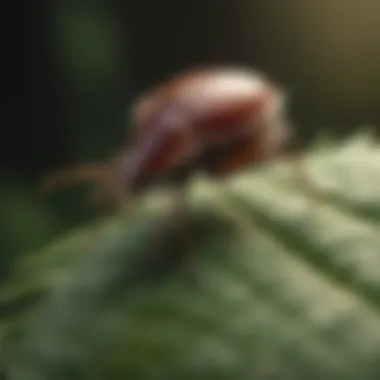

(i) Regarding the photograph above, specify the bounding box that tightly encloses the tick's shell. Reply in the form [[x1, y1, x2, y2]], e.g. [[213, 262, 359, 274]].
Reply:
[[122, 67, 290, 192]]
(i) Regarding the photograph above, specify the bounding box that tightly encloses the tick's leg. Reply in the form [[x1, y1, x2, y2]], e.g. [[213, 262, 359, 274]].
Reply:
[[39, 162, 132, 215], [39, 162, 133, 253], [38, 163, 111, 195]]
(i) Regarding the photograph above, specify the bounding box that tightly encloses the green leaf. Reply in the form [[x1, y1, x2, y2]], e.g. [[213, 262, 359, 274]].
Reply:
[[1, 132, 380, 380]]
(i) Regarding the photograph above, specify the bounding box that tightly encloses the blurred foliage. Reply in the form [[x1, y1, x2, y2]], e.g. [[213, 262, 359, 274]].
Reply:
[[1, 132, 380, 379]]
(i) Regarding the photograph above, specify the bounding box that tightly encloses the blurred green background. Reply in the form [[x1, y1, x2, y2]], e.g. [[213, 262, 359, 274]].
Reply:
[[2, 0, 380, 282]]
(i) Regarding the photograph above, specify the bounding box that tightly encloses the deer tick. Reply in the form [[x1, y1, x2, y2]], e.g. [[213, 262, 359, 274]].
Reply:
[[40, 66, 292, 207]]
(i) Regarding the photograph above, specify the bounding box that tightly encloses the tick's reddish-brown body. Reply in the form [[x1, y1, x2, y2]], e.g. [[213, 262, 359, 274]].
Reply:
[[40, 66, 290, 203], [121, 67, 289, 193]]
